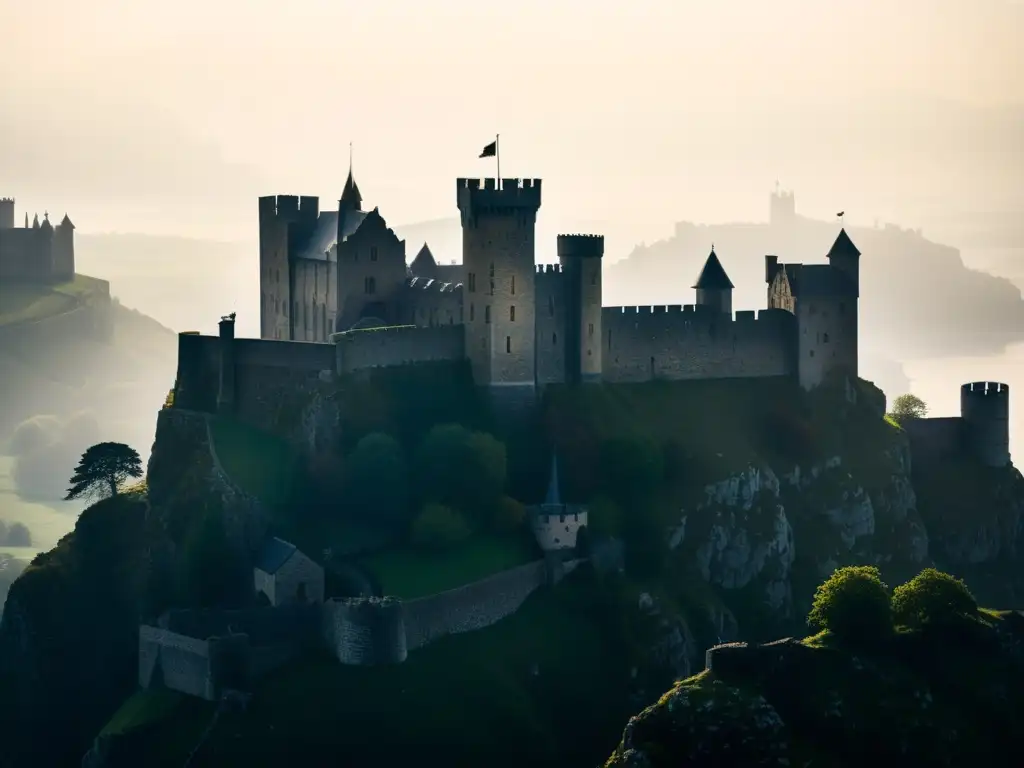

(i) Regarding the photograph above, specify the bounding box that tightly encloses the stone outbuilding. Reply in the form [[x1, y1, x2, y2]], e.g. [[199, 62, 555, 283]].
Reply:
[[254, 537, 325, 607]]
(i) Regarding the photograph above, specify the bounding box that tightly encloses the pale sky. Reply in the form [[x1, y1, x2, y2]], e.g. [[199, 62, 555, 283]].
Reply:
[[2, 0, 1022, 251]]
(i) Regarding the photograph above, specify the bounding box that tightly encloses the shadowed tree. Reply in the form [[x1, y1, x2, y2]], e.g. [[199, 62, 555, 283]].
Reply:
[[64, 442, 143, 501]]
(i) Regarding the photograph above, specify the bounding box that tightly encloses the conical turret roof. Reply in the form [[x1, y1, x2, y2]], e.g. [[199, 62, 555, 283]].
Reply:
[[827, 228, 861, 260], [410, 243, 437, 273], [693, 247, 734, 290], [543, 453, 562, 506], [340, 167, 362, 211]]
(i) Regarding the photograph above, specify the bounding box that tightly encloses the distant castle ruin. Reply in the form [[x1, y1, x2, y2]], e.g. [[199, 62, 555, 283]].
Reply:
[[0, 198, 75, 284]]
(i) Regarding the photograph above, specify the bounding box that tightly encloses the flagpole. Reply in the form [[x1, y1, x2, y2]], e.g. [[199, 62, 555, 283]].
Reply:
[[496, 134, 500, 190]]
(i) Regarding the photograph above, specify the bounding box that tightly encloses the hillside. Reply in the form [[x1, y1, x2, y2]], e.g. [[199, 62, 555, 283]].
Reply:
[[606, 577, 1024, 767], [2, 366, 1022, 766]]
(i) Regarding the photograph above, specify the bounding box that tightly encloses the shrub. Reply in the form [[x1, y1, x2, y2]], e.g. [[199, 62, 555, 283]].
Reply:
[[587, 495, 623, 537], [414, 424, 507, 520], [410, 504, 472, 551], [492, 496, 526, 533], [891, 567, 977, 628], [888, 393, 928, 425], [344, 432, 410, 527], [807, 565, 894, 645]]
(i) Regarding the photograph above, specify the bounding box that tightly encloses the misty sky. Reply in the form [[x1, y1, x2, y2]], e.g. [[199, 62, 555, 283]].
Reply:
[[3, 0, 1023, 252]]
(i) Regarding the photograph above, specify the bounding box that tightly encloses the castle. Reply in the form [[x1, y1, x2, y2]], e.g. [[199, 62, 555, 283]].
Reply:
[[258, 164, 859, 394], [0, 198, 76, 283]]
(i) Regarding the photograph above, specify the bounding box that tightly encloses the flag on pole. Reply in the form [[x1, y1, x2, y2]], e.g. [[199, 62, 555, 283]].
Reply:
[[837, 211, 845, 217], [479, 140, 497, 158]]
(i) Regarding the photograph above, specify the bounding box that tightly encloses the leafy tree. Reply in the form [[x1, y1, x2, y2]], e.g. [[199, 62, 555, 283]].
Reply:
[[491, 496, 526, 533], [889, 393, 928, 424], [807, 565, 894, 645], [64, 442, 143, 501], [344, 432, 410, 526], [587, 494, 623, 537], [410, 503, 472, 551], [414, 424, 507, 520], [891, 567, 977, 628]]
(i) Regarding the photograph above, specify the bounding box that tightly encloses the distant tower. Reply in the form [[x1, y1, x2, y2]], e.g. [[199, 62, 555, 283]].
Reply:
[[54, 213, 76, 281], [769, 187, 796, 226], [38, 213, 55, 282], [557, 234, 604, 384], [693, 246, 734, 315], [960, 382, 1011, 468], [0, 198, 14, 229], [457, 177, 542, 404]]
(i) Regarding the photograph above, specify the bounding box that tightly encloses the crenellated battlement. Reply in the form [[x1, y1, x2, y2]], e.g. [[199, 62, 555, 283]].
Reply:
[[962, 381, 1010, 400], [556, 234, 605, 260], [258, 194, 320, 220], [536, 263, 564, 275], [456, 177, 542, 219], [0, 197, 14, 203]]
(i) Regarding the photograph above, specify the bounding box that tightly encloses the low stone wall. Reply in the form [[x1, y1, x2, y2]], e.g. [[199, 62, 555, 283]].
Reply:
[[138, 626, 219, 701], [403, 560, 548, 651]]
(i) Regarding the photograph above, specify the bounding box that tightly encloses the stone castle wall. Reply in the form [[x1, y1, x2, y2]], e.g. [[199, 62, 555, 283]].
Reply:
[[903, 417, 963, 467], [138, 626, 222, 701], [602, 305, 796, 382], [323, 597, 408, 665], [535, 265, 569, 386], [333, 324, 465, 374], [402, 559, 549, 651]]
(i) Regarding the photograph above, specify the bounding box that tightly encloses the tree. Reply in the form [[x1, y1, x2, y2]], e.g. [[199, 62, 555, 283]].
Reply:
[[344, 432, 410, 526], [64, 442, 143, 501], [491, 496, 526, 533], [414, 424, 507, 521], [889, 393, 928, 424], [807, 565, 894, 645], [891, 568, 977, 629], [410, 503, 472, 551]]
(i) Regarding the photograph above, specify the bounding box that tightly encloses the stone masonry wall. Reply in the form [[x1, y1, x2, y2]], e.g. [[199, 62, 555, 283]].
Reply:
[[535, 265, 569, 386], [402, 560, 548, 651], [138, 626, 216, 701], [323, 597, 408, 665], [602, 305, 796, 383], [334, 324, 465, 374]]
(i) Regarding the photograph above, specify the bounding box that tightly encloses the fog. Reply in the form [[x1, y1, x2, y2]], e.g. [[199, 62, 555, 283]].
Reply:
[[1, 0, 1023, 573]]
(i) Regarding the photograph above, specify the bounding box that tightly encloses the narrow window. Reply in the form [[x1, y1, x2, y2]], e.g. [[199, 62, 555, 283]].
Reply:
[[370, 246, 378, 262], [489, 278, 494, 296], [470, 303, 475, 321], [607, 329, 612, 350], [591, 269, 597, 286], [485, 305, 491, 323], [506, 336, 511, 353], [552, 333, 557, 345], [364, 277, 376, 294], [510, 305, 516, 321], [823, 333, 830, 343], [468, 273, 476, 292], [511, 275, 516, 295], [588, 322, 594, 338], [489, 262, 495, 277], [548, 296, 554, 316]]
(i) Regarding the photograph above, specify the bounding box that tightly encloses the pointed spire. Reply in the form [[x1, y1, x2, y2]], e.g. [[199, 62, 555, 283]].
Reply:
[[24, 213, 28, 228], [339, 143, 362, 212], [32, 213, 39, 229], [60, 213, 74, 229], [693, 246, 734, 290], [827, 228, 861, 260], [40, 212, 52, 231], [543, 453, 562, 506]]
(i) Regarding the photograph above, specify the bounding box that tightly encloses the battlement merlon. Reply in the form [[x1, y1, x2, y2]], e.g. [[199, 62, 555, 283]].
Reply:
[[258, 195, 320, 220], [962, 381, 1010, 399], [557, 234, 605, 260], [456, 178, 542, 219]]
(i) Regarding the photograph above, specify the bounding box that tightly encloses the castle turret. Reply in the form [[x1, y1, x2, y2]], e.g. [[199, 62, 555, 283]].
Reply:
[[217, 313, 237, 414], [457, 178, 542, 404], [0, 198, 14, 229], [770, 187, 796, 226], [826, 228, 861, 297], [960, 381, 1010, 468], [557, 234, 604, 384], [54, 213, 75, 281], [693, 247, 734, 315]]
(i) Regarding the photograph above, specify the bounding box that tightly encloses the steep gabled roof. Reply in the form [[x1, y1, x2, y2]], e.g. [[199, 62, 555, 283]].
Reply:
[[827, 228, 861, 260], [693, 248, 734, 290], [410, 243, 437, 275], [59, 213, 74, 229], [255, 537, 297, 575]]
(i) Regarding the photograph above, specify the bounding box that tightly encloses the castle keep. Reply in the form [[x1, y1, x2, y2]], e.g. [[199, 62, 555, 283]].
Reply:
[[247, 164, 862, 399], [0, 199, 75, 283]]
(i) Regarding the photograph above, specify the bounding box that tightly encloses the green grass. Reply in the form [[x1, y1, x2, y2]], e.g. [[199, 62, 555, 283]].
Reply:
[[359, 533, 539, 598], [207, 417, 298, 507], [0, 274, 107, 326], [100, 689, 186, 737]]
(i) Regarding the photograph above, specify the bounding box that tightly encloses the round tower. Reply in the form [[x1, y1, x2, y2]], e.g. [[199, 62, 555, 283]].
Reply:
[[456, 177, 542, 398], [557, 234, 604, 384], [0, 198, 15, 229], [960, 381, 1010, 468], [693, 247, 734, 315]]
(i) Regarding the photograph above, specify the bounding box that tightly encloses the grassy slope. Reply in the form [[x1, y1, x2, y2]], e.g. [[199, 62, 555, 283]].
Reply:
[[0, 274, 107, 326], [99, 572, 637, 768], [606, 609, 1024, 768]]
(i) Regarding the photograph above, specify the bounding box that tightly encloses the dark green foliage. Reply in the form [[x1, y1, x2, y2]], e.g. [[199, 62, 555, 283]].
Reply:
[[587, 494, 623, 537], [343, 432, 410, 527], [177, 509, 241, 608], [413, 423, 507, 523], [597, 436, 665, 506], [410, 503, 472, 551], [65, 441, 143, 501], [807, 565, 894, 645], [491, 495, 527, 534], [892, 568, 978, 629], [889, 393, 928, 425]]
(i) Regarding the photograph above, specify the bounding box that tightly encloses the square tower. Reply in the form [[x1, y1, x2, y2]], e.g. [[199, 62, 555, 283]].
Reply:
[[456, 178, 542, 395]]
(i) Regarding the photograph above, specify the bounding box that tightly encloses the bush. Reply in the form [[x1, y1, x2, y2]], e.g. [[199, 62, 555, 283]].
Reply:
[[587, 495, 623, 537], [414, 424, 507, 520], [492, 496, 526, 533], [807, 565, 894, 645], [891, 568, 977, 628], [344, 432, 410, 527], [410, 504, 472, 551]]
